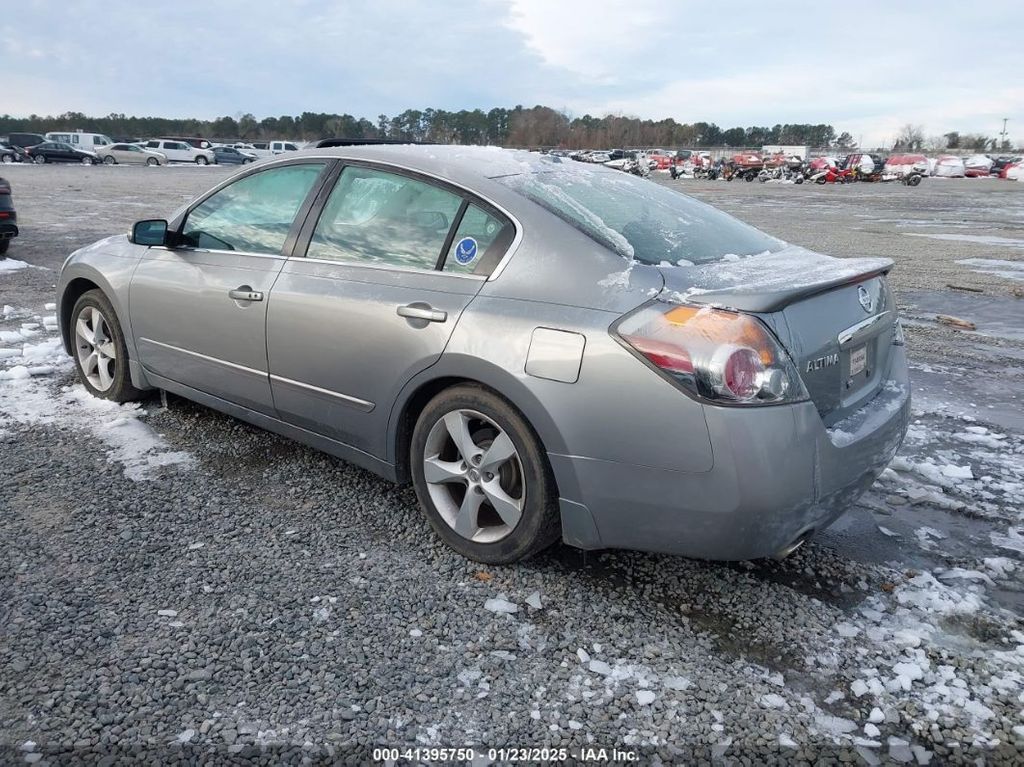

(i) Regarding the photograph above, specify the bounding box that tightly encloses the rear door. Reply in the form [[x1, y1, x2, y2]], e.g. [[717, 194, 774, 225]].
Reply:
[[129, 160, 330, 414], [266, 162, 516, 457]]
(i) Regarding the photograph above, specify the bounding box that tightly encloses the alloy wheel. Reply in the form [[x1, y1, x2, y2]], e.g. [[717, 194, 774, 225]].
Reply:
[[423, 409, 525, 543], [75, 307, 117, 391]]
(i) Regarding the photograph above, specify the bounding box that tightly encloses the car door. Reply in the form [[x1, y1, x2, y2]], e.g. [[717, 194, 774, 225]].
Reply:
[[266, 162, 517, 458], [113, 145, 133, 163], [129, 160, 331, 414]]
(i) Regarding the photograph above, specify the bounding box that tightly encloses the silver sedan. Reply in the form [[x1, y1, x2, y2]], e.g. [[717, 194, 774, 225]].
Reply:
[[95, 143, 168, 166], [55, 146, 909, 563]]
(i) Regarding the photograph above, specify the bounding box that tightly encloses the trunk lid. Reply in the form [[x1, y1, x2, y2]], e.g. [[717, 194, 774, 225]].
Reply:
[[657, 246, 897, 424]]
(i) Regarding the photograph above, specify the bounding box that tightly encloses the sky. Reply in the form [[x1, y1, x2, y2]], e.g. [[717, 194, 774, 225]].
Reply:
[[2, 0, 1022, 147]]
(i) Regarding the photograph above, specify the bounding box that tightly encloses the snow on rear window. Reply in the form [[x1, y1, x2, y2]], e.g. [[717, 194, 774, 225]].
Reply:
[[496, 168, 783, 265]]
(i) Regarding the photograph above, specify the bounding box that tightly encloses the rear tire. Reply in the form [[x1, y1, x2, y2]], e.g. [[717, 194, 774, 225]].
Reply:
[[70, 290, 144, 402], [195, 156, 208, 165], [411, 385, 560, 564], [0, 239, 9, 256], [1, 154, 12, 164], [34, 154, 46, 164]]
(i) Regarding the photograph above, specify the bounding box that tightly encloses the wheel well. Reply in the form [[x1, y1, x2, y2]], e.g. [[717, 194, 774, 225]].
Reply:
[[60, 278, 100, 351], [393, 376, 557, 492]]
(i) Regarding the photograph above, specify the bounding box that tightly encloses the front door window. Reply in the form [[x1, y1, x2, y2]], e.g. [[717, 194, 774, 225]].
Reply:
[[180, 164, 326, 255]]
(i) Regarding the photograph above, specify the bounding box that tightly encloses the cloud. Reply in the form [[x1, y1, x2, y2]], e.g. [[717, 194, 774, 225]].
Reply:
[[2, 0, 1022, 147]]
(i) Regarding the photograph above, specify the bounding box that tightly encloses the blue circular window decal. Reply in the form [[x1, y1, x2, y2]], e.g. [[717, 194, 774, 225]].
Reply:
[[454, 237, 478, 265]]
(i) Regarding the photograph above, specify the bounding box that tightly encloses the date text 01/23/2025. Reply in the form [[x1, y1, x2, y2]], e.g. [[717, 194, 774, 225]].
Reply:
[[371, 747, 640, 762]]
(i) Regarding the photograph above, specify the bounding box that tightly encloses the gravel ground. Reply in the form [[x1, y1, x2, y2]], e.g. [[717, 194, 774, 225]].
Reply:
[[1, 165, 1023, 765]]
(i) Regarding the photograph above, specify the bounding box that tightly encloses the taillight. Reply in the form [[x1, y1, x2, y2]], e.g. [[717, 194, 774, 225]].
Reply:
[[614, 302, 808, 406]]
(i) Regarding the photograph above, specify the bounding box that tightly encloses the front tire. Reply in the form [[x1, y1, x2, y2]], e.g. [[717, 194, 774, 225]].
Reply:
[[103, 155, 116, 165], [34, 154, 46, 164], [70, 290, 144, 402], [82, 156, 94, 165], [146, 157, 159, 166], [195, 156, 208, 165], [0, 239, 8, 256], [411, 385, 560, 564]]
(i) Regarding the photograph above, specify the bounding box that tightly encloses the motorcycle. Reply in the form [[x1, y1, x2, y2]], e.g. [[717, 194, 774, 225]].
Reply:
[[811, 165, 855, 184]]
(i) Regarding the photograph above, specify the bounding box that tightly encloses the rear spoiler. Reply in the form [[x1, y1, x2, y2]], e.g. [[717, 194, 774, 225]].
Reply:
[[657, 248, 893, 313]]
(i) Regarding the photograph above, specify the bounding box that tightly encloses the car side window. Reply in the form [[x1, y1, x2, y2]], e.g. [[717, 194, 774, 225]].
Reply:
[[180, 163, 325, 255], [307, 166, 462, 270], [442, 203, 515, 276]]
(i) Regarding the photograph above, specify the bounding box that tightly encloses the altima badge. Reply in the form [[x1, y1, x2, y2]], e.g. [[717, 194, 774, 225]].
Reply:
[[806, 353, 840, 372], [858, 285, 874, 313]]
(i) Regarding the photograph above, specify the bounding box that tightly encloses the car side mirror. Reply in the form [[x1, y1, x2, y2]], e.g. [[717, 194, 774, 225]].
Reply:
[[131, 219, 168, 246]]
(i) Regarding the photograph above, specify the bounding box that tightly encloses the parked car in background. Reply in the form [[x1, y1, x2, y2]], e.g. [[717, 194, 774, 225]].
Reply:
[[143, 140, 216, 165], [247, 140, 301, 158], [1003, 162, 1023, 181], [56, 146, 909, 564], [884, 154, 929, 177], [0, 177, 17, 257], [161, 136, 214, 150], [991, 156, 1022, 177], [25, 142, 99, 164], [0, 141, 29, 163], [963, 154, 994, 177], [211, 146, 257, 165], [5, 133, 46, 149], [45, 131, 115, 153], [96, 144, 168, 166], [931, 155, 966, 178]]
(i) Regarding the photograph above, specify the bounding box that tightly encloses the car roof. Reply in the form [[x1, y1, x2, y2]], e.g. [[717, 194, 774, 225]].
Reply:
[[286, 144, 577, 185]]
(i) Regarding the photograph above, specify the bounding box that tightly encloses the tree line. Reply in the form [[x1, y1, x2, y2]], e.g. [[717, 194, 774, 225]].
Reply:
[[1, 106, 851, 149]]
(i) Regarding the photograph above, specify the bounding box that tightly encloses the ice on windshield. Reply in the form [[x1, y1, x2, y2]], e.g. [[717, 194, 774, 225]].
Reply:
[[495, 166, 783, 265]]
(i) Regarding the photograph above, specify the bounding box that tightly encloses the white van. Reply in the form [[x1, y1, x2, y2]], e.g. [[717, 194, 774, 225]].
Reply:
[[143, 140, 216, 165], [45, 131, 114, 153]]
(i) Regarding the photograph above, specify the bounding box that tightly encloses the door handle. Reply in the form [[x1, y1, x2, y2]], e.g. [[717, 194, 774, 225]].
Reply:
[[228, 288, 264, 302], [397, 304, 447, 323]]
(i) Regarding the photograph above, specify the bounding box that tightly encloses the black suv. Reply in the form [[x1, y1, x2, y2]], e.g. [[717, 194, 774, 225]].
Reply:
[[0, 177, 18, 256]]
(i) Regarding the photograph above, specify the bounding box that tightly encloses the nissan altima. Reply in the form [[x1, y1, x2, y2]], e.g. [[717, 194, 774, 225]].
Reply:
[[56, 146, 909, 564]]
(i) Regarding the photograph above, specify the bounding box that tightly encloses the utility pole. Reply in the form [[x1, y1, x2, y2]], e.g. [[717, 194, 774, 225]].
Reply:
[[999, 118, 1009, 149]]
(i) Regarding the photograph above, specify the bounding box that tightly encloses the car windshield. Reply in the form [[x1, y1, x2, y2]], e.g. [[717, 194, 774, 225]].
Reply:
[[495, 168, 783, 265]]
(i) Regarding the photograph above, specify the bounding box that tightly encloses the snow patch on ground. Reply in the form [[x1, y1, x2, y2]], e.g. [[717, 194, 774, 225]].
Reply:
[[0, 258, 31, 273], [0, 307, 193, 480]]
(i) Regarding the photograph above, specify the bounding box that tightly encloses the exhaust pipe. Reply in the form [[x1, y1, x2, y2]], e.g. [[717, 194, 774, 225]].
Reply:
[[772, 531, 813, 561]]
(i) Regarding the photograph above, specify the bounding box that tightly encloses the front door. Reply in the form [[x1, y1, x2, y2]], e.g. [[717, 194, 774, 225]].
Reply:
[[267, 163, 516, 458], [129, 161, 329, 414]]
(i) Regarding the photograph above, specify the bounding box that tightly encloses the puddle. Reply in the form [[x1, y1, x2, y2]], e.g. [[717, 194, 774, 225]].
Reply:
[[955, 258, 1024, 281], [902, 288, 1024, 342], [820, 503, 1024, 616], [903, 233, 1024, 248]]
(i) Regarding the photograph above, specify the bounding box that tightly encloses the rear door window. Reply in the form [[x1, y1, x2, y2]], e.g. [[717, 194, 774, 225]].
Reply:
[[180, 163, 326, 254], [441, 203, 515, 276], [307, 166, 462, 270]]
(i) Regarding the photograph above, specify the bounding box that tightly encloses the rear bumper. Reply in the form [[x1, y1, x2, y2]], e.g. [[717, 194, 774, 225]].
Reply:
[[551, 347, 910, 560]]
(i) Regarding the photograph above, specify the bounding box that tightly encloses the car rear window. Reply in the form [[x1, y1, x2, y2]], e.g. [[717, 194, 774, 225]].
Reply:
[[495, 168, 782, 266]]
